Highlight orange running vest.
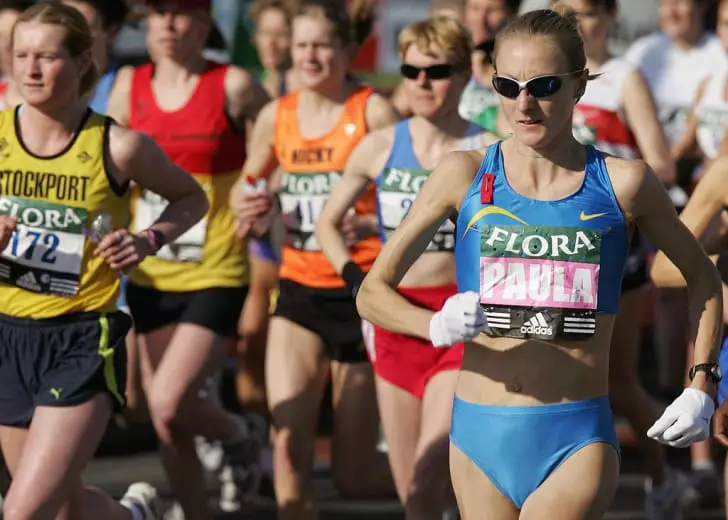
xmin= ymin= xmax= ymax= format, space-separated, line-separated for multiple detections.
xmin=275 ymin=86 xmax=380 ymax=288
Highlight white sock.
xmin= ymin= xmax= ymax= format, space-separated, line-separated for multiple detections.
xmin=692 ymin=461 xmax=715 ymax=472
xmin=123 ymin=503 xmax=143 ymax=520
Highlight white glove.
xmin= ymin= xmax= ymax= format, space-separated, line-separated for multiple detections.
xmin=429 ymin=291 xmax=487 ymax=348
xmin=646 ymin=388 xmax=715 ymax=448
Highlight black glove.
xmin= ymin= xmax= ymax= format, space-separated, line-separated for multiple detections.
xmin=341 ymin=261 xmax=366 ymax=298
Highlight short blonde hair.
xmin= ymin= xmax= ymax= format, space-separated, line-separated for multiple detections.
xmin=398 ymin=16 xmax=472 ymax=74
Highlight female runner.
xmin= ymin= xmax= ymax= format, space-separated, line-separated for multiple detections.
xmin=235 ymin=0 xmax=297 ymax=425
xmin=231 ymin=1 xmax=399 ymax=517
xmin=106 ymin=0 xmax=271 ymax=517
xmin=0 ymin=3 xmax=208 ymax=519
xmin=317 ymin=16 xmax=495 ymax=519
xmin=357 ymin=8 xmax=722 ymax=519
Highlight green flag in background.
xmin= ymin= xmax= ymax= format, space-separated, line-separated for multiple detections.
xmin=232 ymin=1 xmax=262 ymax=70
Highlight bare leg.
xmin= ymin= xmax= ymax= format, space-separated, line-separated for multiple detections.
xmin=520 ymin=443 xmax=619 ymax=520
xmin=266 ymin=317 xmax=329 ymax=520
xmin=1 ymin=397 xmax=133 ymax=520
xmin=374 ymin=377 xmax=421 ymax=503
xmin=609 ymin=287 xmax=666 ymax=484
xmin=449 ymin=442 xmax=519 ymax=520
xmin=139 ymin=323 xmax=247 ymax=520
xmin=330 ymin=360 xmax=394 ymax=499
xmin=405 ymin=370 xmax=458 ymax=519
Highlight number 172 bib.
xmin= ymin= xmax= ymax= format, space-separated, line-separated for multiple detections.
xmin=0 ymin=196 xmax=87 ymax=297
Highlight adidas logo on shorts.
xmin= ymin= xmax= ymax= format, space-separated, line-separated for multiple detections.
xmin=520 ymin=312 xmax=553 ymax=336
xmin=16 ymin=271 xmax=41 ymax=292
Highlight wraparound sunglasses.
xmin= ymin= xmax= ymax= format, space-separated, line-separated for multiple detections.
xmin=491 ymin=71 xmax=585 ymax=99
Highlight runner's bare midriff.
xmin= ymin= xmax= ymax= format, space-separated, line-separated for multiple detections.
xmin=455 ymin=313 xmax=615 ymax=406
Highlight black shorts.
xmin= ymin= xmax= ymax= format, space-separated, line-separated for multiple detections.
xmin=621 ymin=233 xmax=649 ymax=293
xmin=126 ymin=283 xmax=247 ymax=338
xmin=0 ymin=311 xmax=131 ymax=427
xmin=273 ymin=279 xmax=368 ymax=363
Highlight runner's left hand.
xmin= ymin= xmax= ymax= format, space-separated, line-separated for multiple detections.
xmin=95 ymin=229 xmax=155 ymax=272
xmin=340 ymin=214 xmax=377 ymax=248
xmin=647 ymin=388 xmax=714 ymax=447
xmin=713 ymin=398 xmax=728 ymax=446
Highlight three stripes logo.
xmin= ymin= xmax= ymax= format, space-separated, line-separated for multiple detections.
xmin=563 ymin=315 xmax=596 ymax=335
xmin=520 ymin=312 xmax=552 ymax=336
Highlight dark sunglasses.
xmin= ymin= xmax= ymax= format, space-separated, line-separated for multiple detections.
xmin=491 ymin=71 xmax=582 ymax=99
xmin=400 ymin=63 xmax=454 ymax=81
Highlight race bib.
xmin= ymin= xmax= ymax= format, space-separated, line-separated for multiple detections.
xmin=660 ymin=105 xmax=691 ymax=147
xmin=0 ymin=196 xmax=86 ymax=297
xmin=279 ymin=171 xmax=341 ymax=251
xmin=459 ymin=81 xmax=499 ymax=123
xmin=479 ymin=224 xmax=602 ymax=341
xmin=572 ymin=122 xmax=597 ymax=146
xmin=133 ymin=189 xmax=208 ymax=262
xmin=696 ymin=108 xmax=728 ymax=158
xmin=379 ymin=168 xmax=454 ymax=251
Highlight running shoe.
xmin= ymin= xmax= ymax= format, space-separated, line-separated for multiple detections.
xmin=645 ymin=470 xmax=684 ymax=520
xmin=217 ymin=414 xmax=266 ymax=512
xmin=120 ymin=482 xmax=165 ymax=520
xmin=681 ymin=467 xmax=723 ymax=510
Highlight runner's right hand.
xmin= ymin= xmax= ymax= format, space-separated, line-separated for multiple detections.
xmin=429 ymin=291 xmax=488 ymax=347
xmin=95 ymin=229 xmax=155 ymax=272
xmin=232 ymin=190 xmax=273 ymax=238
xmin=0 ymin=216 xmax=17 ymax=251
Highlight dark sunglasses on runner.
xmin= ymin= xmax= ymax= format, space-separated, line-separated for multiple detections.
xmin=491 ymin=71 xmax=582 ymax=99
xmin=400 ymin=63 xmax=454 ymax=80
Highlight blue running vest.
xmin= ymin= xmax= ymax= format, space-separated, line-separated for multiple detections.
xmin=376 ymin=119 xmax=482 ymax=252
xmin=455 ymin=142 xmax=628 ymax=341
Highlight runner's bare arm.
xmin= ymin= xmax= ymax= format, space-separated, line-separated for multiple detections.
xmin=650 ymin=155 xmax=728 ymax=287
xmin=230 ymin=100 xmax=279 ymax=235
xmin=611 ymin=157 xmax=723 ymax=395
xmin=622 ymin=69 xmax=676 ymax=186
xmin=107 ymin=123 xmax=209 ymax=243
xmin=357 ymin=150 xmax=479 ymax=339
xmin=105 ymin=65 xmax=134 ymax=125
xmin=365 ymin=93 xmax=400 ymax=131
xmin=224 ymin=66 xmax=271 ymax=127
xmin=316 ymin=129 xmax=392 ymax=272
xmin=236 ymin=100 xmax=279 ymax=184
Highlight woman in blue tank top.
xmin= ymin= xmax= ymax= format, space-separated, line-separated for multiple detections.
xmin=356 ymin=7 xmax=723 ymax=519
xmin=316 ymin=17 xmax=494 ymax=518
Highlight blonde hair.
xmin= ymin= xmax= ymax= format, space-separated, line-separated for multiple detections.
xmin=14 ymin=1 xmax=98 ymax=97
xmin=493 ymin=6 xmax=592 ymax=76
xmin=398 ymin=16 xmax=472 ymax=74
xmin=295 ymin=0 xmax=375 ymax=47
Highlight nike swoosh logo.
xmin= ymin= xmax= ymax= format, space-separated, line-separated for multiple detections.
xmin=579 ymin=211 xmax=607 ymax=221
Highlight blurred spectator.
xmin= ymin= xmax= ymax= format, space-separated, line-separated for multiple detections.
xmin=62 ymin=0 xmax=130 ymax=113
xmin=0 ymin=1 xmax=34 ymax=108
